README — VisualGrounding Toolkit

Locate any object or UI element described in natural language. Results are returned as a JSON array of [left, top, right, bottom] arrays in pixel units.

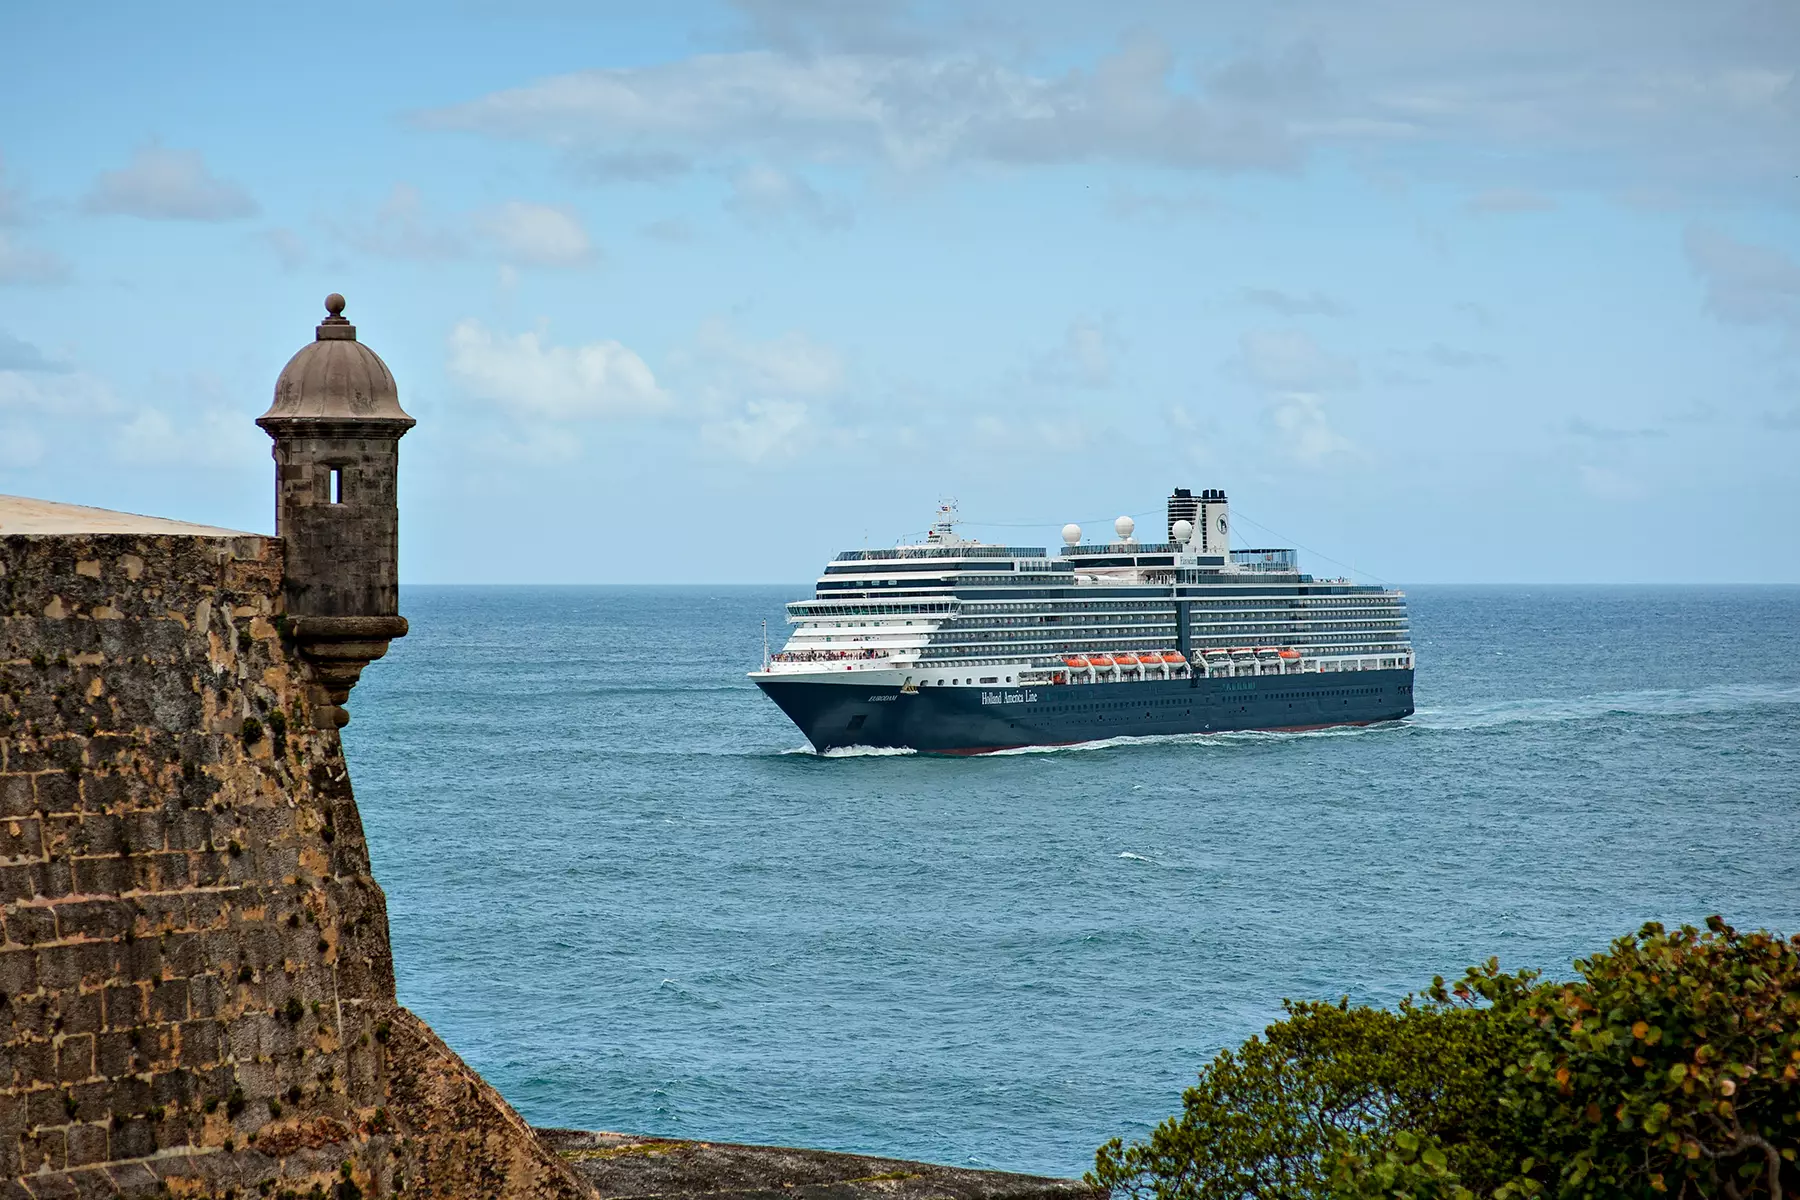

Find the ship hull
[[756, 669, 1415, 754]]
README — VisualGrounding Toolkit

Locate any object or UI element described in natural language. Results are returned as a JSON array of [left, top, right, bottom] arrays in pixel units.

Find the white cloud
[[1426, 342, 1501, 369], [0, 366, 117, 415], [339, 186, 601, 268], [112, 406, 263, 468], [476, 201, 597, 266], [1028, 318, 1119, 389], [419, 40, 1319, 176], [674, 320, 848, 462], [259, 227, 309, 270], [484, 423, 586, 464], [83, 145, 258, 221], [568, 149, 693, 183], [446, 319, 667, 420], [700, 399, 812, 463], [1228, 330, 1360, 464], [683, 319, 845, 397], [417, 4, 1800, 198], [1266, 392, 1354, 464], [1241, 287, 1347, 317], [1684, 223, 1800, 333], [0, 331, 67, 373], [0, 366, 122, 470], [0, 234, 71, 286], [343, 184, 467, 260], [1235, 330, 1359, 391], [725, 164, 851, 229]]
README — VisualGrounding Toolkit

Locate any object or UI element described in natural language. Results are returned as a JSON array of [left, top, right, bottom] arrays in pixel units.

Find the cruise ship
[[750, 488, 1414, 753]]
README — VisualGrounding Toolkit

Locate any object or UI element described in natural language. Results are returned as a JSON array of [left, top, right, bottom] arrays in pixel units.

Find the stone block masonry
[[1, 511, 594, 1200], [1, 291, 1095, 1200]]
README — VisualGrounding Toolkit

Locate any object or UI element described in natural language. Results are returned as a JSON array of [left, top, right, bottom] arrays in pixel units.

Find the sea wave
[[1413, 682, 1800, 732]]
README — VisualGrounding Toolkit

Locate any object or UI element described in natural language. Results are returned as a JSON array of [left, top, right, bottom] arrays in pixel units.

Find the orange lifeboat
[[1063, 656, 1091, 669], [1278, 649, 1301, 660], [1161, 652, 1188, 664], [1088, 655, 1116, 667], [1113, 653, 1140, 666]]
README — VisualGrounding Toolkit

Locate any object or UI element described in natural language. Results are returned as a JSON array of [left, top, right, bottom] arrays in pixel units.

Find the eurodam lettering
[[751, 487, 1415, 754]]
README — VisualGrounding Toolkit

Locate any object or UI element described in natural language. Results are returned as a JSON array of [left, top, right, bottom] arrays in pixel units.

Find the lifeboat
[[1161, 652, 1189, 664], [1063, 656, 1091, 669], [1113, 654, 1140, 666], [1278, 649, 1301, 660], [1088, 655, 1116, 667]]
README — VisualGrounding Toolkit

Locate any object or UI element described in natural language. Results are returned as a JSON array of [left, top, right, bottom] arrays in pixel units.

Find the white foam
[[983, 724, 1395, 756], [1117, 851, 1158, 864], [780, 743, 920, 757]]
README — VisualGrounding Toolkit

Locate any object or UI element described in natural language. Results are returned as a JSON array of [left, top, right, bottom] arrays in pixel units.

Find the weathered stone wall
[[268, 430, 406, 619], [1, 529, 593, 1200]]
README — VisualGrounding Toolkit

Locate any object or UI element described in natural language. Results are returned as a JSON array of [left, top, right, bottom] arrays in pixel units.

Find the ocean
[[345, 585, 1800, 1178]]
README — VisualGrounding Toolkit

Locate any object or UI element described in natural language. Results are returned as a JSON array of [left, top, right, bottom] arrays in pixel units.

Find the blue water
[[346, 585, 1800, 1178]]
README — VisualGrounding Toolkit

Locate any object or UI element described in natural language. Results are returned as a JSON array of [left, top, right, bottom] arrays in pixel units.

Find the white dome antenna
[[1171, 518, 1193, 546], [1062, 523, 1082, 546], [1114, 515, 1135, 542]]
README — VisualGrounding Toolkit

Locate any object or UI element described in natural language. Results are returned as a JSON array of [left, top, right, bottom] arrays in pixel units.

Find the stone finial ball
[[325, 293, 347, 317]]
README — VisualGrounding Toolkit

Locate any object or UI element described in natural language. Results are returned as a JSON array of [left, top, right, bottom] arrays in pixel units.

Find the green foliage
[[1090, 974, 1538, 1200], [1493, 916, 1800, 1199], [241, 716, 264, 746], [1090, 918, 1799, 1200], [1330, 1131, 1475, 1200]]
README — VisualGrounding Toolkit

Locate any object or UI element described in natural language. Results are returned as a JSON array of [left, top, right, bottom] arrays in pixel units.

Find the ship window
[[329, 467, 345, 504]]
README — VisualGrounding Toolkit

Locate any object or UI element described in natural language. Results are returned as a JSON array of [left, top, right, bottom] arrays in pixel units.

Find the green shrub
[[1090, 919, 1798, 1200]]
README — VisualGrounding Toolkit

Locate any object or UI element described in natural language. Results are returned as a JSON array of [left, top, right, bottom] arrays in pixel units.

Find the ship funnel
[[1197, 488, 1230, 556], [1171, 486, 1229, 555]]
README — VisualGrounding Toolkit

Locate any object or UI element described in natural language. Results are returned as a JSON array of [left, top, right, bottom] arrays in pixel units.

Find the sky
[[0, 1, 1796, 584]]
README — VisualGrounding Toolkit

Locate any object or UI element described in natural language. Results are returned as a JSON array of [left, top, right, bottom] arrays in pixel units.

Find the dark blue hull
[[757, 670, 1415, 754]]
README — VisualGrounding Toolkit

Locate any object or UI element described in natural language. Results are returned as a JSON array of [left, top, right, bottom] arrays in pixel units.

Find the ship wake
[[1413, 681, 1800, 733]]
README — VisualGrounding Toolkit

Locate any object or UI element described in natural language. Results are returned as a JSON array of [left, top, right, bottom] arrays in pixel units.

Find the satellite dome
[[1172, 519, 1193, 544], [258, 294, 415, 428], [1114, 515, 1135, 541], [1062, 523, 1082, 545]]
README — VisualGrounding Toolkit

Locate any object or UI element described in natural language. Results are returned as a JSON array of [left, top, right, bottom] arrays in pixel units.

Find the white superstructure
[[754, 492, 1413, 694]]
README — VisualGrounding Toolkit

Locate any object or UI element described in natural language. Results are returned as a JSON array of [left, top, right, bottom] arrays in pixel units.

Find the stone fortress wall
[[1, 514, 593, 1200], [3, 297, 1092, 1200]]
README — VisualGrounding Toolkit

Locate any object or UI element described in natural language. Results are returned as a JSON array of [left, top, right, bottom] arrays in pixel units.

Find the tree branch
[[1737, 1133, 1782, 1200]]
